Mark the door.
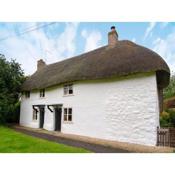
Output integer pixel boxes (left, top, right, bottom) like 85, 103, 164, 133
55, 108, 62, 131
39, 107, 45, 128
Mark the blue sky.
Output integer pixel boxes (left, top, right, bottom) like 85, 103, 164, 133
0, 22, 174, 75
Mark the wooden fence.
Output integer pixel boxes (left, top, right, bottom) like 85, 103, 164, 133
157, 127, 175, 147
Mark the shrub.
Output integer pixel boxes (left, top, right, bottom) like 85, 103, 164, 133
160, 109, 175, 127
163, 73, 175, 99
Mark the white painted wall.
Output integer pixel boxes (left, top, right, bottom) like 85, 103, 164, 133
20, 73, 160, 146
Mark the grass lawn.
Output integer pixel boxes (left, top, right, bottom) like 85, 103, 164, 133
0, 126, 90, 153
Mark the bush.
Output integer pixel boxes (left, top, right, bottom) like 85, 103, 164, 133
160, 109, 175, 127
168, 109, 175, 127
163, 73, 175, 99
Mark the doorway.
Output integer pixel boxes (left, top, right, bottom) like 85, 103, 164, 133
54, 108, 62, 131
39, 107, 45, 128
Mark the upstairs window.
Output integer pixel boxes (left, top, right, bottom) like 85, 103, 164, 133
40, 89, 45, 97
64, 108, 72, 122
64, 84, 73, 95
25, 91, 30, 98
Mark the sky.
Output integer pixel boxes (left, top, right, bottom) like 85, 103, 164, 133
0, 22, 174, 75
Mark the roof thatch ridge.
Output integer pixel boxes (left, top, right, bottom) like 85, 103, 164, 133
21, 40, 170, 91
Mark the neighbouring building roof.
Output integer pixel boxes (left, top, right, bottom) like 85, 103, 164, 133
21, 40, 170, 91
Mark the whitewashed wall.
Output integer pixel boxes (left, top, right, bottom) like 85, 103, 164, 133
20, 73, 160, 146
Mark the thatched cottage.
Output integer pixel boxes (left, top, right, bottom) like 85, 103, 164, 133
20, 26, 170, 146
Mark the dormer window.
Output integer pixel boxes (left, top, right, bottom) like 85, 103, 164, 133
25, 91, 30, 98
64, 84, 73, 95
40, 89, 45, 97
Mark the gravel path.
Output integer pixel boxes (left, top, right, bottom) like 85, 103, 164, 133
13, 127, 130, 153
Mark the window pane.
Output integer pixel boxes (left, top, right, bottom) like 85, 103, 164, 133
69, 85, 73, 94
64, 108, 67, 114
64, 114, 67, 121
64, 87, 68, 95
68, 115, 72, 121
69, 89, 73, 94
68, 108, 72, 115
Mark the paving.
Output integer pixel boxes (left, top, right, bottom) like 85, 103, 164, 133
12, 126, 130, 153
11, 125, 174, 153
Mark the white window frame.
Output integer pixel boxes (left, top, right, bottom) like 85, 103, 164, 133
40, 89, 45, 98
63, 84, 73, 96
63, 107, 72, 122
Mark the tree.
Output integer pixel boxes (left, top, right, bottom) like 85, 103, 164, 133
163, 73, 175, 99
0, 54, 25, 124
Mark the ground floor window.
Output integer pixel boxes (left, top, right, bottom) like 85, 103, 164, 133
64, 108, 72, 121
33, 109, 38, 120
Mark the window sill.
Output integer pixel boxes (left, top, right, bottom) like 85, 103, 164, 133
39, 97, 45, 99
63, 94, 74, 97
63, 121, 73, 124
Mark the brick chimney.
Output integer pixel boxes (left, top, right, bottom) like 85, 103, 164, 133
37, 59, 46, 71
108, 26, 118, 46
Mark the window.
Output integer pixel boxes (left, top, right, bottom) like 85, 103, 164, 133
64, 84, 73, 95
64, 108, 72, 122
25, 91, 30, 98
33, 109, 38, 120
40, 89, 45, 97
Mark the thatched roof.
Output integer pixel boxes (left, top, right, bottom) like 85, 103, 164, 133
21, 40, 170, 91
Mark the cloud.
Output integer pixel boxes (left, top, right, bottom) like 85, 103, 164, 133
0, 22, 79, 75
81, 29, 102, 52
56, 23, 79, 58
152, 30, 175, 73
144, 22, 156, 40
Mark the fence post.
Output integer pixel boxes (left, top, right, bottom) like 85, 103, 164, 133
157, 126, 159, 146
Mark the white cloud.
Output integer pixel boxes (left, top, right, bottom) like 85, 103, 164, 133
144, 22, 156, 40
81, 29, 102, 52
56, 23, 79, 58
0, 22, 79, 75
152, 30, 175, 73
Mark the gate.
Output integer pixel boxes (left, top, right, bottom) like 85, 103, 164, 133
157, 127, 175, 147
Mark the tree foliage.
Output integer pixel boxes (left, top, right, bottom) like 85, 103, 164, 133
160, 109, 175, 127
0, 54, 25, 124
163, 73, 175, 99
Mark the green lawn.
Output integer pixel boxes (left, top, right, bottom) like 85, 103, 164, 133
0, 126, 90, 153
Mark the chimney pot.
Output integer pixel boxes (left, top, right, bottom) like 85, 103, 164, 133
37, 59, 46, 71
108, 26, 118, 46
